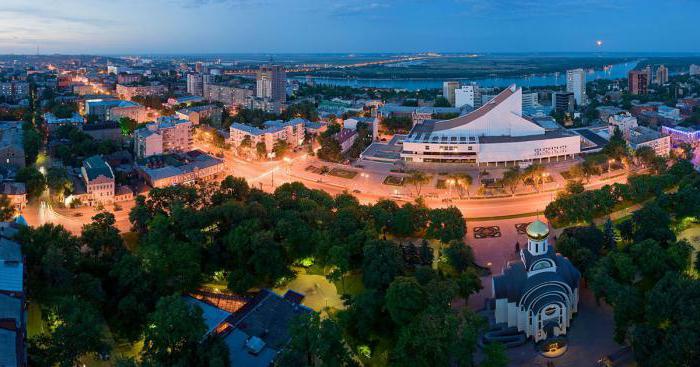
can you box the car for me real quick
[73,212,83,217]
[352,189,361,193]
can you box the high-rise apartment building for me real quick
[455,83,481,108]
[566,68,586,106]
[655,65,669,85]
[628,70,649,95]
[256,65,286,103]
[187,73,211,97]
[442,81,459,106]
[690,64,700,76]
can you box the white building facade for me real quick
[455,83,481,108]
[401,85,581,168]
[566,68,587,106]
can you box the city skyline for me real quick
[1,0,698,54]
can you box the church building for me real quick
[492,220,581,342]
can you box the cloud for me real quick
[329,0,394,18]
[170,0,271,8]
[453,0,631,20]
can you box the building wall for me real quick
[109,105,148,123]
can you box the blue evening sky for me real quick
[0,0,697,54]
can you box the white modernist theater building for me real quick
[401,85,581,167]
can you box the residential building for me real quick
[551,92,575,113]
[596,106,626,122]
[204,84,253,106]
[455,83,481,108]
[566,68,587,106]
[0,228,26,367]
[608,112,638,139]
[442,81,460,106]
[85,99,145,121]
[492,220,580,342]
[229,118,305,157]
[43,112,84,132]
[0,121,25,169]
[256,65,286,103]
[116,73,142,85]
[137,150,225,188]
[176,105,223,126]
[81,121,123,142]
[655,65,669,85]
[401,85,581,168]
[657,105,681,122]
[0,82,29,102]
[134,117,193,159]
[337,128,358,154]
[628,70,648,95]
[661,125,700,146]
[187,74,212,97]
[1,182,26,212]
[628,126,671,157]
[690,64,700,76]
[115,83,167,100]
[521,92,539,110]
[81,155,116,205]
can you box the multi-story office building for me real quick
[204,84,253,106]
[628,126,671,157]
[552,92,575,113]
[256,65,286,103]
[134,117,193,159]
[442,81,459,106]
[85,99,147,122]
[401,85,581,168]
[117,73,142,85]
[655,65,669,85]
[455,83,481,108]
[628,70,648,95]
[229,118,305,157]
[566,68,587,106]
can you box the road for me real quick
[20,141,632,234]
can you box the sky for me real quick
[0,0,698,54]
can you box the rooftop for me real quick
[138,150,223,181]
[0,237,23,293]
[83,155,114,181]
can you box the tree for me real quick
[405,170,431,197]
[0,194,15,221]
[118,117,139,136]
[603,127,628,161]
[279,313,355,367]
[501,167,520,194]
[142,295,207,366]
[361,239,404,290]
[444,240,476,273]
[16,166,46,200]
[391,307,485,367]
[272,140,289,159]
[212,176,250,204]
[426,207,466,243]
[256,141,267,159]
[386,277,427,325]
[433,96,452,107]
[564,180,585,195]
[22,125,42,165]
[480,342,509,367]
[29,297,109,367]
[317,134,343,162]
[46,167,73,202]
[450,173,473,198]
[456,269,483,300]
[634,145,656,167]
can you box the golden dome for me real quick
[526,220,550,240]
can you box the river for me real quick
[292,61,639,90]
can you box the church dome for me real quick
[526,220,550,240]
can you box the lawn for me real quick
[328,167,359,179]
[382,175,404,186]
